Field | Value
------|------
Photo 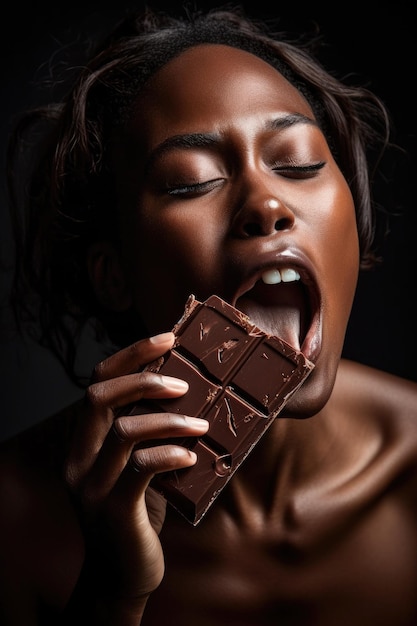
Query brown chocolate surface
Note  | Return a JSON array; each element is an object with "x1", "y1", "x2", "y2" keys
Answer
[{"x1": 131, "y1": 295, "x2": 314, "y2": 524}]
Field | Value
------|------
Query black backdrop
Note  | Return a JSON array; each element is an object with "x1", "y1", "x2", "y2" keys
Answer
[{"x1": 1, "y1": 1, "x2": 415, "y2": 440}]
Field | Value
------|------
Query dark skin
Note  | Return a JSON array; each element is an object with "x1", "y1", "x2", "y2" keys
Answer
[{"x1": 1, "y1": 44, "x2": 417, "y2": 626}]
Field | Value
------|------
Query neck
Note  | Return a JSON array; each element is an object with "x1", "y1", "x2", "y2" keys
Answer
[{"x1": 220, "y1": 400, "x2": 343, "y2": 527}]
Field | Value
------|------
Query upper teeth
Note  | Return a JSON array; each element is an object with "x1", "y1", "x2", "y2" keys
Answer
[{"x1": 261, "y1": 268, "x2": 300, "y2": 285}]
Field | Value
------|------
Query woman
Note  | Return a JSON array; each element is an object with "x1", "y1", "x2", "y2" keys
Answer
[{"x1": 1, "y1": 7, "x2": 416, "y2": 625}]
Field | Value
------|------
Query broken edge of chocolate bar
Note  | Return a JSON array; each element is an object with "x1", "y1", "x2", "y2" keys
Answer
[{"x1": 134, "y1": 294, "x2": 314, "y2": 525}]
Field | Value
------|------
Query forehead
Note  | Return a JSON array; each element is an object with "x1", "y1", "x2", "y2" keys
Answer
[{"x1": 129, "y1": 44, "x2": 315, "y2": 139}]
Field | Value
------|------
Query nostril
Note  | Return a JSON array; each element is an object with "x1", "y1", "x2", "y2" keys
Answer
[
  {"x1": 275, "y1": 217, "x2": 290, "y2": 231},
  {"x1": 243, "y1": 217, "x2": 290, "y2": 237},
  {"x1": 243, "y1": 222, "x2": 263, "y2": 237},
  {"x1": 234, "y1": 196, "x2": 295, "y2": 238},
  {"x1": 243, "y1": 217, "x2": 291, "y2": 237}
]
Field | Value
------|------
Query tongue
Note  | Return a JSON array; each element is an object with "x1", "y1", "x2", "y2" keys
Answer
[{"x1": 236, "y1": 299, "x2": 301, "y2": 351}]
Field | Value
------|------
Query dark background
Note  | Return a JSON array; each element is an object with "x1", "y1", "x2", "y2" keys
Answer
[{"x1": 1, "y1": 1, "x2": 415, "y2": 441}]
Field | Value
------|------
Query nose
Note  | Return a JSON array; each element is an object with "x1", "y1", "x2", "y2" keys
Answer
[{"x1": 231, "y1": 189, "x2": 294, "y2": 238}]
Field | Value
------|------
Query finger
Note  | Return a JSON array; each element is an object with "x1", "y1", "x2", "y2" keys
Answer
[
  {"x1": 81, "y1": 414, "x2": 208, "y2": 506},
  {"x1": 112, "y1": 413, "x2": 208, "y2": 443},
  {"x1": 76, "y1": 371, "x2": 189, "y2": 449},
  {"x1": 66, "y1": 372, "x2": 189, "y2": 488},
  {"x1": 91, "y1": 332, "x2": 176, "y2": 383},
  {"x1": 111, "y1": 443, "x2": 197, "y2": 508},
  {"x1": 130, "y1": 443, "x2": 197, "y2": 478},
  {"x1": 88, "y1": 443, "x2": 197, "y2": 533}
]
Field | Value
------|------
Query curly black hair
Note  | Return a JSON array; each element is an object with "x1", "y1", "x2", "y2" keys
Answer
[{"x1": 6, "y1": 5, "x2": 391, "y2": 385}]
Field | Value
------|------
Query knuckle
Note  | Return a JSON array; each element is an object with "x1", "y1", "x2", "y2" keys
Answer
[
  {"x1": 112, "y1": 416, "x2": 130, "y2": 443},
  {"x1": 90, "y1": 359, "x2": 108, "y2": 383},
  {"x1": 125, "y1": 340, "x2": 148, "y2": 368},
  {"x1": 130, "y1": 449, "x2": 151, "y2": 474},
  {"x1": 136, "y1": 371, "x2": 162, "y2": 392},
  {"x1": 84, "y1": 383, "x2": 106, "y2": 409},
  {"x1": 127, "y1": 339, "x2": 143, "y2": 356}
]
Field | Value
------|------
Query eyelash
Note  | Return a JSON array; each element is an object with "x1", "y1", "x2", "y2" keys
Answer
[
  {"x1": 272, "y1": 161, "x2": 326, "y2": 178},
  {"x1": 166, "y1": 161, "x2": 326, "y2": 196},
  {"x1": 166, "y1": 179, "x2": 223, "y2": 196}
]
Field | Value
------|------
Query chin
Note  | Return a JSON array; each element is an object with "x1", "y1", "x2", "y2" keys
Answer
[{"x1": 281, "y1": 359, "x2": 337, "y2": 419}]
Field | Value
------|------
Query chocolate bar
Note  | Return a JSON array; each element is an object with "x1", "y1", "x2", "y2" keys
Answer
[{"x1": 131, "y1": 295, "x2": 314, "y2": 525}]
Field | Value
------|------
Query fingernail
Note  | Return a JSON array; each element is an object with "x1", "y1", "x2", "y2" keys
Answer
[
  {"x1": 161, "y1": 376, "x2": 189, "y2": 392},
  {"x1": 184, "y1": 417, "x2": 209, "y2": 431},
  {"x1": 150, "y1": 332, "x2": 175, "y2": 345}
]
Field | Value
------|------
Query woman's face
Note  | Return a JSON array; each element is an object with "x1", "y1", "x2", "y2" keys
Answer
[{"x1": 112, "y1": 44, "x2": 359, "y2": 415}]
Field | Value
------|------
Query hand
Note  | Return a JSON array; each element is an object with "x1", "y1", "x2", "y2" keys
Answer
[{"x1": 63, "y1": 332, "x2": 208, "y2": 619}]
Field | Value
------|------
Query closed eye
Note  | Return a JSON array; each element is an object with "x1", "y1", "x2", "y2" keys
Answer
[
  {"x1": 166, "y1": 178, "x2": 224, "y2": 196},
  {"x1": 272, "y1": 161, "x2": 326, "y2": 179}
]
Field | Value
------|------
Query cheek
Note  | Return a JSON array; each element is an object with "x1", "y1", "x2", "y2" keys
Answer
[
  {"x1": 327, "y1": 179, "x2": 359, "y2": 280},
  {"x1": 121, "y1": 207, "x2": 225, "y2": 332},
  {"x1": 308, "y1": 167, "x2": 359, "y2": 268},
  {"x1": 316, "y1": 175, "x2": 360, "y2": 329},
  {"x1": 139, "y1": 208, "x2": 223, "y2": 278}
]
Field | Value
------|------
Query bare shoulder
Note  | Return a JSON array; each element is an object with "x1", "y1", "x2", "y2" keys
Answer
[
  {"x1": 0, "y1": 400, "x2": 79, "y2": 500},
  {"x1": 0, "y1": 404, "x2": 83, "y2": 621},
  {"x1": 337, "y1": 358, "x2": 417, "y2": 413},
  {"x1": 336, "y1": 358, "x2": 417, "y2": 454}
]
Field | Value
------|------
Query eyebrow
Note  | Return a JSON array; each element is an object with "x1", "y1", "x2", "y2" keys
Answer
[
  {"x1": 145, "y1": 133, "x2": 219, "y2": 173},
  {"x1": 266, "y1": 112, "x2": 317, "y2": 131},
  {"x1": 145, "y1": 112, "x2": 317, "y2": 172}
]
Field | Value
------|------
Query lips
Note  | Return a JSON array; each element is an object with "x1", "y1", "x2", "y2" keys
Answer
[{"x1": 230, "y1": 249, "x2": 321, "y2": 362}]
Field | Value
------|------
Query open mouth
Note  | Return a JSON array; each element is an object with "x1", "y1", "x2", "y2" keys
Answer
[{"x1": 234, "y1": 265, "x2": 317, "y2": 357}]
